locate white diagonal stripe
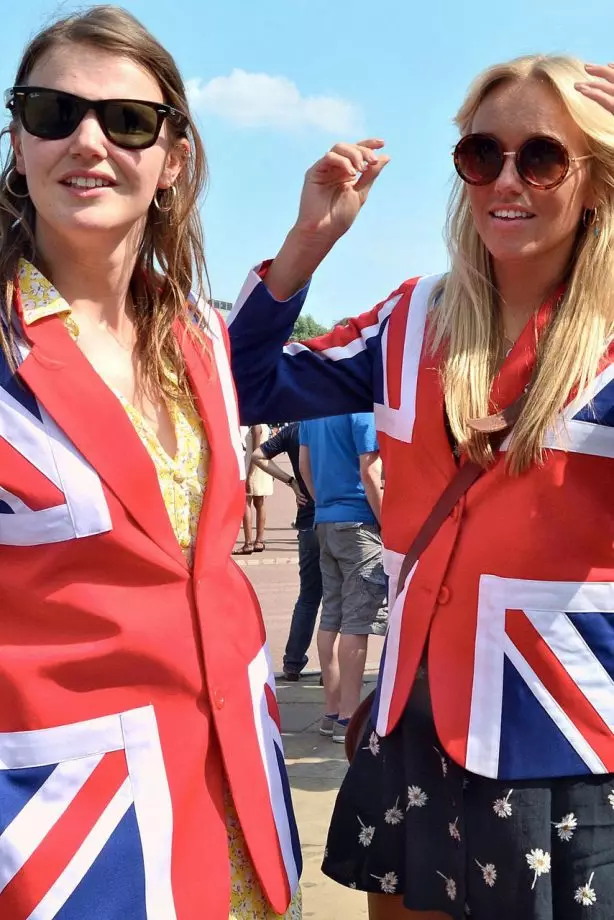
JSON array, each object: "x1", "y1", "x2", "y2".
[
  {"x1": 0, "y1": 755, "x2": 103, "y2": 894},
  {"x1": 0, "y1": 385, "x2": 60, "y2": 485},
  {"x1": 564, "y1": 363, "x2": 614, "y2": 419},
  {"x1": 248, "y1": 644, "x2": 299, "y2": 894},
  {"x1": 121, "y1": 708, "x2": 177, "y2": 920},
  {"x1": 504, "y1": 636, "x2": 606, "y2": 773},
  {"x1": 0, "y1": 487, "x2": 28, "y2": 512},
  {"x1": 39, "y1": 406, "x2": 112, "y2": 539},
  {"x1": 375, "y1": 563, "x2": 416, "y2": 737},
  {"x1": 524, "y1": 609, "x2": 614, "y2": 730},
  {"x1": 27, "y1": 777, "x2": 133, "y2": 920},
  {"x1": 227, "y1": 268, "x2": 261, "y2": 325},
  {"x1": 206, "y1": 307, "x2": 245, "y2": 481}
]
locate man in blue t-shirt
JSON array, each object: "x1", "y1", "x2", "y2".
[
  {"x1": 299, "y1": 413, "x2": 387, "y2": 744},
  {"x1": 251, "y1": 423, "x2": 322, "y2": 681}
]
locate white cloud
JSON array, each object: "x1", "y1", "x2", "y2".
[{"x1": 186, "y1": 70, "x2": 362, "y2": 135}]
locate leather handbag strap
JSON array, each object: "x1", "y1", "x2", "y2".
[{"x1": 395, "y1": 396, "x2": 524, "y2": 601}]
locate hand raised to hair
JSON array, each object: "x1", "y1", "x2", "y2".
[
  {"x1": 575, "y1": 62, "x2": 614, "y2": 115},
  {"x1": 294, "y1": 139, "x2": 390, "y2": 247}
]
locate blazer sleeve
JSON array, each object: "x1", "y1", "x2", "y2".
[{"x1": 227, "y1": 262, "x2": 410, "y2": 426}]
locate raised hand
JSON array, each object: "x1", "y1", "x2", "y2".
[
  {"x1": 575, "y1": 63, "x2": 614, "y2": 114},
  {"x1": 265, "y1": 139, "x2": 390, "y2": 300},
  {"x1": 295, "y1": 139, "x2": 390, "y2": 244}
]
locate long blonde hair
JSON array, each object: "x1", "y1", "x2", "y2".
[
  {"x1": 431, "y1": 54, "x2": 614, "y2": 473},
  {"x1": 0, "y1": 5, "x2": 209, "y2": 399}
]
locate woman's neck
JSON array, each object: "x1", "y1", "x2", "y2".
[
  {"x1": 34, "y1": 223, "x2": 142, "y2": 333},
  {"x1": 493, "y1": 253, "x2": 569, "y2": 343}
]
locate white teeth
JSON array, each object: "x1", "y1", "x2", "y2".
[
  {"x1": 65, "y1": 177, "x2": 111, "y2": 188},
  {"x1": 492, "y1": 209, "x2": 532, "y2": 219}
]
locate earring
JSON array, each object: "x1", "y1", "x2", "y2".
[
  {"x1": 583, "y1": 207, "x2": 600, "y2": 237},
  {"x1": 5, "y1": 167, "x2": 29, "y2": 199},
  {"x1": 153, "y1": 185, "x2": 177, "y2": 213}
]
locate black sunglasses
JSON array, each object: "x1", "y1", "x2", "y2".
[
  {"x1": 453, "y1": 133, "x2": 592, "y2": 190},
  {"x1": 5, "y1": 86, "x2": 187, "y2": 151}
]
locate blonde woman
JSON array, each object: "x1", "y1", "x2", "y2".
[
  {"x1": 0, "y1": 6, "x2": 300, "y2": 919},
  {"x1": 229, "y1": 57, "x2": 614, "y2": 919}
]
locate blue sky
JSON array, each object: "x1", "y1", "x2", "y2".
[{"x1": 2, "y1": 0, "x2": 614, "y2": 323}]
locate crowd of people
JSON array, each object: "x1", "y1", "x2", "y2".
[{"x1": 1, "y1": 4, "x2": 614, "y2": 920}]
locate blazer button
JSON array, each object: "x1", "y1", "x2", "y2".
[
  {"x1": 437, "y1": 585, "x2": 451, "y2": 605},
  {"x1": 213, "y1": 689, "x2": 225, "y2": 710}
]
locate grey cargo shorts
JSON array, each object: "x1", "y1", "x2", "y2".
[{"x1": 316, "y1": 522, "x2": 388, "y2": 636}]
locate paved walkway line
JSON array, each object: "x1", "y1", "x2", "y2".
[{"x1": 234, "y1": 556, "x2": 299, "y2": 567}]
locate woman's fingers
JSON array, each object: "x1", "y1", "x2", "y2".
[
  {"x1": 329, "y1": 142, "x2": 381, "y2": 171},
  {"x1": 584, "y1": 62, "x2": 614, "y2": 83},
  {"x1": 575, "y1": 81, "x2": 614, "y2": 114},
  {"x1": 354, "y1": 154, "x2": 391, "y2": 196},
  {"x1": 308, "y1": 140, "x2": 387, "y2": 183},
  {"x1": 308, "y1": 150, "x2": 360, "y2": 184},
  {"x1": 576, "y1": 63, "x2": 614, "y2": 113}
]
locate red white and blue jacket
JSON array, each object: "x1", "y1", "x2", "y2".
[
  {"x1": 0, "y1": 282, "x2": 301, "y2": 918},
  {"x1": 229, "y1": 267, "x2": 614, "y2": 782}
]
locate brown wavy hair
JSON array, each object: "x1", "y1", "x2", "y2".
[{"x1": 0, "y1": 4, "x2": 209, "y2": 399}]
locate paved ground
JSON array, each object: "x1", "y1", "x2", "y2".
[{"x1": 235, "y1": 464, "x2": 384, "y2": 918}]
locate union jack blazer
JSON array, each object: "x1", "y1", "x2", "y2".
[
  {"x1": 229, "y1": 266, "x2": 614, "y2": 782},
  {"x1": 0, "y1": 279, "x2": 300, "y2": 919}
]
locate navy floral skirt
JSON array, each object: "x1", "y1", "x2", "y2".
[{"x1": 322, "y1": 666, "x2": 614, "y2": 919}]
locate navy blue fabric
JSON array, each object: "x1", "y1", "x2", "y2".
[
  {"x1": 0, "y1": 346, "x2": 41, "y2": 421},
  {"x1": 273, "y1": 741, "x2": 303, "y2": 879},
  {"x1": 567, "y1": 612, "x2": 614, "y2": 682},
  {"x1": 260, "y1": 423, "x2": 314, "y2": 530},
  {"x1": 573, "y1": 377, "x2": 614, "y2": 425},
  {"x1": 55, "y1": 804, "x2": 147, "y2": 919},
  {"x1": 228, "y1": 279, "x2": 378, "y2": 425},
  {"x1": 499, "y1": 656, "x2": 588, "y2": 779},
  {"x1": 0, "y1": 763, "x2": 57, "y2": 835}
]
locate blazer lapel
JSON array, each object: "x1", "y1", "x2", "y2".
[
  {"x1": 178, "y1": 317, "x2": 246, "y2": 575},
  {"x1": 490, "y1": 286, "x2": 564, "y2": 412},
  {"x1": 18, "y1": 313, "x2": 186, "y2": 569}
]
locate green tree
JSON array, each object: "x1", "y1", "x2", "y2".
[{"x1": 289, "y1": 314, "x2": 329, "y2": 341}]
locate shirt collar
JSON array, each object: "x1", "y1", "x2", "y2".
[{"x1": 17, "y1": 258, "x2": 71, "y2": 326}]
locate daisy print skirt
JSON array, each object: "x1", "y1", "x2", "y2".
[{"x1": 322, "y1": 663, "x2": 614, "y2": 919}]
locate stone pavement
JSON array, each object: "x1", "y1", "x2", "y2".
[
  {"x1": 278, "y1": 673, "x2": 377, "y2": 920},
  {"x1": 236, "y1": 463, "x2": 384, "y2": 918}
]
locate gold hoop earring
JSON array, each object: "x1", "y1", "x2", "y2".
[
  {"x1": 5, "y1": 167, "x2": 29, "y2": 199},
  {"x1": 153, "y1": 185, "x2": 177, "y2": 213}
]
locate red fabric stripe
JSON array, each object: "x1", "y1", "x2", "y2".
[
  {"x1": 0, "y1": 749, "x2": 128, "y2": 917},
  {"x1": 264, "y1": 683, "x2": 281, "y2": 732},
  {"x1": 506, "y1": 611, "x2": 614, "y2": 770},
  {"x1": 0, "y1": 438, "x2": 65, "y2": 510},
  {"x1": 385, "y1": 286, "x2": 414, "y2": 410}
]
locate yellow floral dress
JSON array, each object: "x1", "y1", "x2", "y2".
[{"x1": 18, "y1": 258, "x2": 302, "y2": 920}]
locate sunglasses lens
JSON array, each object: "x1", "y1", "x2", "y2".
[
  {"x1": 518, "y1": 137, "x2": 568, "y2": 188},
  {"x1": 103, "y1": 101, "x2": 160, "y2": 149},
  {"x1": 21, "y1": 90, "x2": 82, "y2": 139},
  {"x1": 454, "y1": 135, "x2": 502, "y2": 185}
]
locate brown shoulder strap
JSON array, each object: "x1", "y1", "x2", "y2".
[{"x1": 395, "y1": 396, "x2": 524, "y2": 600}]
